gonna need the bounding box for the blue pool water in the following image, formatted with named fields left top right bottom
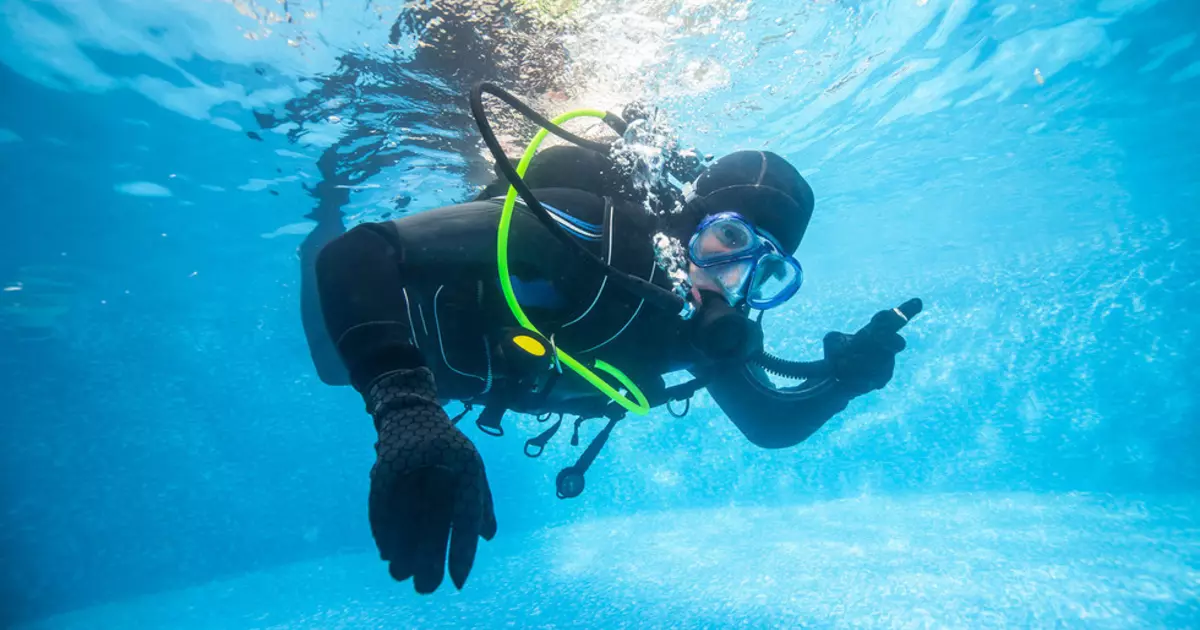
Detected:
left=1, top=0, right=1197, bottom=628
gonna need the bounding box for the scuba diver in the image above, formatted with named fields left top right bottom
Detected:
left=305, top=84, right=922, bottom=594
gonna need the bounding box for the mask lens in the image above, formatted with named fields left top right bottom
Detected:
left=748, top=255, right=800, bottom=305
left=716, top=222, right=751, bottom=250
left=713, top=260, right=753, bottom=299
left=691, top=217, right=757, bottom=264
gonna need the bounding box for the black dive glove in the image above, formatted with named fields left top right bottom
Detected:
left=823, top=298, right=923, bottom=396
left=365, top=368, right=497, bottom=593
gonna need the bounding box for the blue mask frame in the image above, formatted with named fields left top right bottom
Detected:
left=687, top=212, right=803, bottom=310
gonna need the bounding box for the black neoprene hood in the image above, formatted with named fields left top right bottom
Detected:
left=679, top=150, right=815, bottom=255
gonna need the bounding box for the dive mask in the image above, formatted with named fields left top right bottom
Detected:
left=687, top=212, right=803, bottom=310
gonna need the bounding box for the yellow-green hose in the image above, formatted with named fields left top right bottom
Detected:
left=497, top=109, right=650, bottom=415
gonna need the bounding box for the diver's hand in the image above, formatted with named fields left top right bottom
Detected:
left=366, top=369, right=497, bottom=594
left=823, top=298, right=922, bottom=396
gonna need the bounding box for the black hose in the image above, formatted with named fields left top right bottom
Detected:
left=749, top=350, right=832, bottom=380
left=474, top=83, right=612, bottom=153
left=749, top=299, right=924, bottom=380
left=469, top=82, right=685, bottom=315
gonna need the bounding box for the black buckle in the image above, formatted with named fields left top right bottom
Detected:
left=524, top=415, right=563, bottom=458
left=475, top=404, right=506, bottom=437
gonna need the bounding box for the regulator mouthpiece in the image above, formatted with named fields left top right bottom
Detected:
left=690, top=290, right=763, bottom=362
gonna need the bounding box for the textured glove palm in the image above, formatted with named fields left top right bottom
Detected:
left=366, top=368, right=497, bottom=593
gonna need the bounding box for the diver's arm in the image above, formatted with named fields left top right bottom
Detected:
left=701, top=299, right=923, bottom=449
left=698, top=361, right=851, bottom=449
left=314, top=222, right=497, bottom=593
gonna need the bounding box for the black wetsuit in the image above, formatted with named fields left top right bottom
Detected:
left=309, top=146, right=859, bottom=448
left=303, top=145, right=918, bottom=593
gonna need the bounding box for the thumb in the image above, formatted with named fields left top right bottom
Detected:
left=868, top=298, right=924, bottom=335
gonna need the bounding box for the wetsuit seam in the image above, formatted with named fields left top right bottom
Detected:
left=482, top=334, right=493, bottom=395
left=562, top=197, right=615, bottom=329
left=332, top=320, right=411, bottom=351
left=401, top=287, right=419, bottom=349
left=433, top=285, right=487, bottom=385
left=416, top=303, right=429, bottom=337
left=578, top=257, right=656, bottom=354
left=476, top=280, right=492, bottom=395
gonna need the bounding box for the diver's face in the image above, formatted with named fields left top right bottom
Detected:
left=687, top=262, right=721, bottom=303
left=686, top=216, right=756, bottom=306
